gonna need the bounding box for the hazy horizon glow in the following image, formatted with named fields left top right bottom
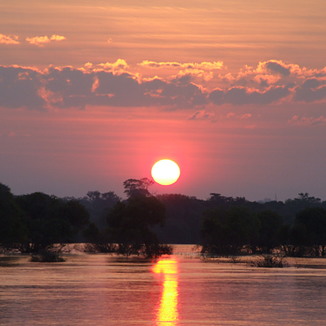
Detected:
left=1, top=0, right=326, bottom=201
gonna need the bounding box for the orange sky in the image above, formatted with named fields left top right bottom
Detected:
left=1, top=0, right=325, bottom=69
left=0, top=0, right=326, bottom=200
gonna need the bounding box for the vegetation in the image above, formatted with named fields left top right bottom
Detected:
left=106, top=178, right=172, bottom=258
left=78, top=190, right=120, bottom=231
left=201, top=206, right=260, bottom=256
left=0, top=184, right=27, bottom=246
left=202, top=197, right=326, bottom=258
left=68, top=188, right=326, bottom=258
left=0, top=184, right=90, bottom=260
left=16, top=192, right=89, bottom=253
left=288, top=207, right=326, bottom=256
left=2, top=180, right=326, bottom=260
left=251, top=255, right=286, bottom=268
left=31, top=250, right=65, bottom=262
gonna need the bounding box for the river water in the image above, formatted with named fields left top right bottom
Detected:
left=1, top=246, right=326, bottom=326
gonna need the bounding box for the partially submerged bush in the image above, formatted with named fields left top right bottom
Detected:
left=31, top=250, right=65, bottom=262
left=84, top=243, right=118, bottom=253
left=114, top=243, right=173, bottom=258
left=251, top=255, right=286, bottom=268
left=142, top=243, right=173, bottom=258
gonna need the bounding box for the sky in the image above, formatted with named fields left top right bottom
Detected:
left=1, top=0, right=326, bottom=201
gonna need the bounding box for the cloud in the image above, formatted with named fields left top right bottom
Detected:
left=0, top=66, right=45, bottom=109
left=0, top=60, right=325, bottom=111
left=139, top=60, right=224, bottom=86
left=294, top=78, right=326, bottom=102
left=89, top=72, right=206, bottom=108
left=176, top=68, right=214, bottom=82
left=84, top=59, right=129, bottom=72
left=264, top=61, right=291, bottom=76
left=0, top=64, right=205, bottom=110
left=188, top=110, right=215, bottom=121
left=0, top=33, right=66, bottom=47
left=289, top=115, right=326, bottom=126
left=226, top=112, right=252, bottom=120
left=139, top=60, right=223, bottom=70
left=26, top=34, right=66, bottom=47
left=209, top=86, right=290, bottom=105
left=234, top=60, right=298, bottom=89
left=0, top=33, right=20, bottom=45
left=43, top=66, right=95, bottom=108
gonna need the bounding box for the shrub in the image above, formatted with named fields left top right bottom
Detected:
left=251, top=254, right=286, bottom=268
left=31, top=250, right=65, bottom=262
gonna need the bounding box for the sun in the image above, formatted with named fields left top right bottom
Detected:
left=151, top=159, right=181, bottom=186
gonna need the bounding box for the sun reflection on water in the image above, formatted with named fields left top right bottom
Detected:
left=152, top=257, right=179, bottom=326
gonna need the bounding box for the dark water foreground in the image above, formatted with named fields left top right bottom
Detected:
left=1, top=245, right=326, bottom=326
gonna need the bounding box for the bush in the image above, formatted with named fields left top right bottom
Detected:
left=113, top=243, right=173, bottom=258
left=31, top=250, right=65, bottom=262
left=251, top=254, right=286, bottom=268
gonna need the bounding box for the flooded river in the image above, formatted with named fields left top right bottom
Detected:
left=1, top=246, right=326, bottom=325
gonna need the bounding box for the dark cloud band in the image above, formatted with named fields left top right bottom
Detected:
left=0, top=60, right=325, bottom=110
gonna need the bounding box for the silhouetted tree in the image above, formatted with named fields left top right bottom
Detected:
left=283, top=193, right=322, bottom=223
left=291, top=207, right=326, bottom=256
left=62, top=199, right=89, bottom=232
left=79, top=190, right=120, bottom=230
left=255, top=210, right=284, bottom=253
left=4, top=177, right=326, bottom=259
left=297, top=193, right=321, bottom=205
left=107, top=178, right=171, bottom=257
left=83, top=222, right=101, bottom=243
left=16, top=192, right=89, bottom=252
left=123, top=178, right=154, bottom=198
left=208, top=193, right=247, bottom=207
left=0, top=183, right=27, bottom=247
left=155, top=194, right=205, bottom=243
left=201, top=206, right=259, bottom=256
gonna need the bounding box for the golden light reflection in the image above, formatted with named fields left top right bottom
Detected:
left=152, top=257, right=179, bottom=326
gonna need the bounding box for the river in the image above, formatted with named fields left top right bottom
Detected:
left=1, top=245, right=326, bottom=325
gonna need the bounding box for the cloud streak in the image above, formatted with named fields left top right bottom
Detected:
left=0, top=33, right=20, bottom=45
left=139, top=60, right=224, bottom=70
left=25, top=34, right=66, bottom=47
left=0, top=60, right=325, bottom=111
left=289, top=115, right=326, bottom=126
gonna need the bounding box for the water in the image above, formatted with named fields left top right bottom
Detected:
left=1, top=246, right=326, bottom=326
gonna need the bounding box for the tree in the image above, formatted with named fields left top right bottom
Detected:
left=79, top=190, right=120, bottom=230
left=16, top=192, right=89, bottom=252
left=123, top=178, right=154, bottom=198
left=297, top=193, right=321, bottom=205
left=107, top=178, right=171, bottom=257
left=291, top=207, right=326, bottom=256
left=256, top=210, right=284, bottom=253
left=208, top=193, right=247, bottom=207
left=83, top=222, right=100, bottom=243
left=284, top=193, right=322, bottom=223
left=155, top=194, right=205, bottom=244
left=61, top=199, right=89, bottom=233
left=0, top=183, right=27, bottom=247
left=201, top=206, right=259, bottom=256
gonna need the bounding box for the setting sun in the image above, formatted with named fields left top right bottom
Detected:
left=151, top=159, right=181, bottom=186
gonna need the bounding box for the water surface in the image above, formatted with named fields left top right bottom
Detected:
left=1, top=247, right=326, bottom=325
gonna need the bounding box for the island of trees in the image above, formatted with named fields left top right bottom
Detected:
left=1, top=179, right=326, bottom=260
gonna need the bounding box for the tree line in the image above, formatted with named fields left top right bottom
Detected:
left=1, top=180, right=326, bottom=258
